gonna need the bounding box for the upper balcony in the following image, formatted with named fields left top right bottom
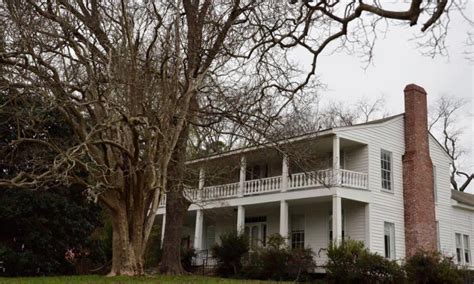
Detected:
left=159, top=134, right=369, bottom=208
left=159, top=168, right=367, bottom=206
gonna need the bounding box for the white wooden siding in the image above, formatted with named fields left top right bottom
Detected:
left=344, top=146, right=369, bottom=173
left=430, top=136, right=474, bottom=267
left=335, top=116, right=406, bottom=258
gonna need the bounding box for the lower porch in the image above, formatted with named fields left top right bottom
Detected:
left=157, top=197, right=369, bottom=268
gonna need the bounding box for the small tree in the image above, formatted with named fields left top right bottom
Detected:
left=429, top=95, right=473, bottom=192
left=211, top=233, right=249, bottom=277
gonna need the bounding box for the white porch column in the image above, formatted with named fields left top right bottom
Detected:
left=365, top=203, right=372, bottom=250
left=198, top=167, right=205, bottom=201
left=281, top=154, right=289, bottom=192
left=160, top=214, right=166, bottom=248
left=279, top=200, right=289, bottom=240
left=332, top=135, right=341, bottom=185
left=237, top=205, right=245, bottom=234
left=332, top=194, right=342, bottom=244
left=238, top=156, right=246, bottom=197
left=194, top=209, right=204, bottom=250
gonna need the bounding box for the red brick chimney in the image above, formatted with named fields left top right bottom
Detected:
left=403, top=84, right=437, bottom=257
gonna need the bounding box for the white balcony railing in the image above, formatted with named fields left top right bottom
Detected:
left=159, top=168, right=368, bottom=206
left=341, top=169, right=368, bottom=189
left=289, top=169, right=333, bottom=189
left=245, top=175, right=282, bottom=195
left=202, top=182, right=239, bottom=200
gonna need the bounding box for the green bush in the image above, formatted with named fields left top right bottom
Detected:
left=0, top=186, right=103, bottom=276
left=326, top=239, right=405, bottom=283
left=181, top=247, right=196, bottom=272
left=404, top=250, right=461, bottom=284
left=144, top=224, right=162, bottom=268
left=211, top=232, right=249, bottom=277
left=242, top=234, right=315, bottom=282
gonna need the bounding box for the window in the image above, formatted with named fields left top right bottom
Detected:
left=454, top=233, right=470, bottom=265
left=245, top=219, right=267, bottom=250
left=453, top=233, right=471, bottom=265
left=246, top=164, right=269, bottom=180
left=206, top=225, right=216, bottom=250
left=464, top=234, right=471, bottom=264
left=384, top=222, right=395, bottom=259
left=456, top=233, right=463, bottom=263
left=291, top=215, right=305, bottom=249
left=381, top=150, right=392, bottom=190
left=329, top=211, right=345, bottom=242
left=433, top=165, right=437, bottom=202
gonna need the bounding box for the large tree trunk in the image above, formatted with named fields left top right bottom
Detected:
left=107, top=205, right=146, bottom=276
left=159, top=127, right=191, bottom=275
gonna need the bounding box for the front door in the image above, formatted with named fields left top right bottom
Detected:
left=245, top=223, right=267, bottom=250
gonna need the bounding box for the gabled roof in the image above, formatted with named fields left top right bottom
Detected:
left=451, top=190, right=474, bottom=207
left=187, top=113, right=451, bottom=164
left=187, top=114, right=403, bottom=164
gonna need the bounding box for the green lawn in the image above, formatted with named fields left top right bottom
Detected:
left=0, top=275, right=282, bottom=284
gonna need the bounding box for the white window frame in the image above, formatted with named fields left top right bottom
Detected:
left=456, top=233, right=463, bottom=264
left=206, top=225, right=216, bottom=250
left=380, top=150, right=393, bottom=191
left=463, top=234, right=471, bottom=265
left=384, top=222, right=396, bottom=259
left=291, top=215, right=305, bottom=249
left=455, top=233, right=471, bottom=265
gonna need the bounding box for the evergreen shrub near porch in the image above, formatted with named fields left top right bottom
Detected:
left=326, top=240, right=405, bottom=283
left=212, top=233, right=315, bottom=281
left=404, top=250, right=462, bottom=284
left=242, top=234, right=316, bottom=282
left=211, top=233, right=249, bottom=277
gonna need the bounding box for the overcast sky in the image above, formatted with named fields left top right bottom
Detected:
left=295, top=1, right=473, bottom=191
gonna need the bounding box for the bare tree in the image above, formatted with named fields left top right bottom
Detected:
left=314, top=95, right=389, bottom=129
left=429, top=95, right=473, bottom=192
left=0, top=0, right=461, bottom=276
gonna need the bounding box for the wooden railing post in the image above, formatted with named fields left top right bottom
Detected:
left=332, top=135, right=341, bottom=185
left=238, top=156, right=246, bottom=197
left=281, top=154, right=289, bottom=192
left=198, top=167, right=205, bottom=202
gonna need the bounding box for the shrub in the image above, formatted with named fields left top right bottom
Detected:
left=181, top=247, right=196, bottom=272
left=326, top=239, right=405, bottom=283
left=144, top=224, right=162, bottom=268
left=242, top=234, right=315, bottom=282
left=0, top=186, right=103, bottom=276
left=211, top=232, right=249, bottom=277
left=404, top=250, right=461, bottom=284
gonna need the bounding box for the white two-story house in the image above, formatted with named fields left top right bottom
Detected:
left=156, top=84, right=474, bottom=268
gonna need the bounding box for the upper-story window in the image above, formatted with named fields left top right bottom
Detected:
left=381, top=150, right=392, bottom=190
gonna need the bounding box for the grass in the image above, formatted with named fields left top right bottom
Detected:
left=0, top=275, right=281, bottom=284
